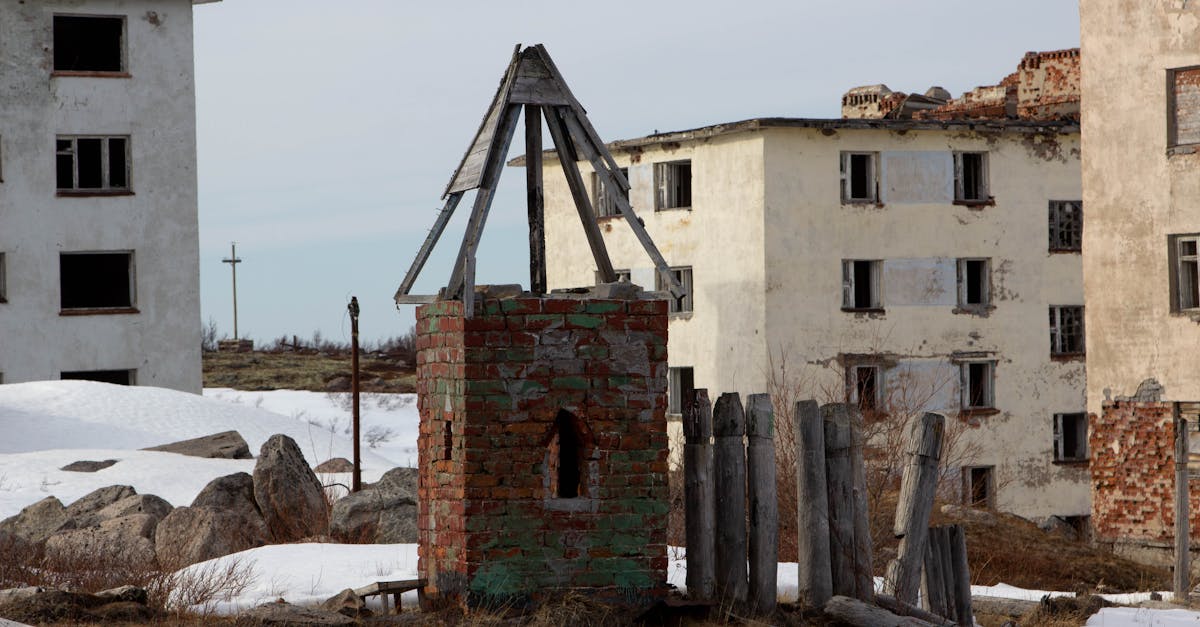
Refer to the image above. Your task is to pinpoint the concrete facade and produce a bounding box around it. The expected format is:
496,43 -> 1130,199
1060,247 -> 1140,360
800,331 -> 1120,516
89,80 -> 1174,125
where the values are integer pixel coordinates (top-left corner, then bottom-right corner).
534,117 -> 1086,521
0,0 -> 213,392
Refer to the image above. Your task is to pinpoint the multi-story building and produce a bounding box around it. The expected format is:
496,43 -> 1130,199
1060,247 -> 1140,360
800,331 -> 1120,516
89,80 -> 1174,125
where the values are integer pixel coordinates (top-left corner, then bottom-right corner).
0,1 -> 215,392
531,51 -> 1088,522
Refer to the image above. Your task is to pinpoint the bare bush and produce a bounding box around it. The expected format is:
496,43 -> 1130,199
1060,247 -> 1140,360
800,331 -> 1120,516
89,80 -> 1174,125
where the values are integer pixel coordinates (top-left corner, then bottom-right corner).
201,318 -> 220,353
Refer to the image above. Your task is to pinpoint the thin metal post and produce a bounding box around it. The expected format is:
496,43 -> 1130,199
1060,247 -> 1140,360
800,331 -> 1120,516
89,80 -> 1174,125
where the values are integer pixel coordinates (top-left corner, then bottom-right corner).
221,242 -> 242,340
349,296 -> 361,493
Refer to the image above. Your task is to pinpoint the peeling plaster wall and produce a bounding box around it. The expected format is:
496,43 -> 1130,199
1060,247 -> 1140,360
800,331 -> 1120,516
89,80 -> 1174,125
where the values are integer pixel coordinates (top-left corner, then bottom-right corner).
0,1 -> 202,392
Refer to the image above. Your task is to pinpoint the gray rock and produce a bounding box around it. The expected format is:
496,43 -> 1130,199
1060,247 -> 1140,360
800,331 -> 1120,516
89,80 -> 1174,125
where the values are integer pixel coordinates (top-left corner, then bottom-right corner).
142,430 -> 252,459
375,467 -> 417,494
320,588 -> 370,618
60,459 -> 118,472
314,458 -> 354,474
0,496 -> 70,543
253,434 -> 329,542
239,601 -> 356,626
191,472 -> 261,516
591,281 -> 642,300
64,485 -> 137,524
44,514 -> 158,566
77,494 -> 173,529
95,585 -> 147,604
330,467 -> 416,544
0,586 -> 43,606
153,506 -> 269,569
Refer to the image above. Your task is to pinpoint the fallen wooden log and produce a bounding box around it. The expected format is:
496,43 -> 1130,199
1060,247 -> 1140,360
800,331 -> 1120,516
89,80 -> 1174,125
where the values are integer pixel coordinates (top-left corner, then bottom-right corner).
824,594 -> 938,627
875,593 -> 955,626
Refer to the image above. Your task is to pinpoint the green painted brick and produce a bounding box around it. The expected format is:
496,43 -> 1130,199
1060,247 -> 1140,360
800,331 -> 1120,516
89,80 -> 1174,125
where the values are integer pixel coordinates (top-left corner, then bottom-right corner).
584,301 -> 623,314
566,314 -> 604,329
552,376 -> 589,390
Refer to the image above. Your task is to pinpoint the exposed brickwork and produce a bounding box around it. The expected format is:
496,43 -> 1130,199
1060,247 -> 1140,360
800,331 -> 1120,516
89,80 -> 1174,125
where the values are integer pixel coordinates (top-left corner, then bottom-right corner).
415,296 -> 670,608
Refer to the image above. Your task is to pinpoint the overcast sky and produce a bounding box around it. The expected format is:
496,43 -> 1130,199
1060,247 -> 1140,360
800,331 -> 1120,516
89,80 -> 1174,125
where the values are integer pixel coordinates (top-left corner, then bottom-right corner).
192,1 -> 1080,344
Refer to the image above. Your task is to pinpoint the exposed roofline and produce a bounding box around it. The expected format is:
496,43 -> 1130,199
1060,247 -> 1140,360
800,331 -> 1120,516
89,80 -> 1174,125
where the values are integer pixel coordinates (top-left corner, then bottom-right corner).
508,116 -> 1078,166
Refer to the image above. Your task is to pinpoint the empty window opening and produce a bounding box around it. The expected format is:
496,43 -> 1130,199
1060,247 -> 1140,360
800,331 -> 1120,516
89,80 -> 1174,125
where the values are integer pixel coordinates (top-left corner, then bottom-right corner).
442,419 -> 453,461
963,466 -> 993,508
655,160 -> 692,210
57,136 -> 129,192
668,366 -> 695,415
1174,235 -> 1200,311
961,361 -> 994,410
657,266 -> 693,313
61,369 -> 134,386
0,252 -> 6,303
60,252 -> 134,310
852,365 -> 880,412
954,152 -> 989,202
1049,306 -> 1085,355
553,410 -> 583,499
593,167 -> 629,218
1049,201 -> 1083,252
842,260 -> 882,310
54,16 -> 124,73
957,258 -> 991,309
1054,412 -> 1088,462
841,152 -> 877,203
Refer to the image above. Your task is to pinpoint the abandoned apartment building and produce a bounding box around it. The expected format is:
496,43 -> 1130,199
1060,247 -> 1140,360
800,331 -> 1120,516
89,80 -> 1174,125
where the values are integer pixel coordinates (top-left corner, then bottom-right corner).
0,0 -> 216,393
1082,0 -> 1200,566
522,49 -> 1088,525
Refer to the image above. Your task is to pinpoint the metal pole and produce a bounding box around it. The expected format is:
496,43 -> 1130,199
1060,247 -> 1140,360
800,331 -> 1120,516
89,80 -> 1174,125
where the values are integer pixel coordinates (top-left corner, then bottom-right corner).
349,296 -> 361,493
1175,402 -> 1190,603
221,243 -> 242,341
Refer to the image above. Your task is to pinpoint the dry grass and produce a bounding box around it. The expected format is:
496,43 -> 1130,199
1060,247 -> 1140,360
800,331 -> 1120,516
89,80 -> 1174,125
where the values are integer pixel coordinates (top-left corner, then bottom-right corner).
203,350 -> 414,393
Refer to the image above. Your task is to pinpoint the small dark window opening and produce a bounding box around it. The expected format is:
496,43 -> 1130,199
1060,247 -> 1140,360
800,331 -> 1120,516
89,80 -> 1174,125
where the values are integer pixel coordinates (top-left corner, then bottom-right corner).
62,369 -> 132,385
668,366 -> 695,415
61,252 -> 133,309
854,262 -> 873,307
54,16 -> 124,73
1054,412 -> 1088,462
1049,201 -> 1083,252
955,152 -> 989,202
442,420 -> 453,461
966,466 -> 992,508
56,136 -> 129,191
656,161 -> 692,210
855,366 -> 877,412
966,362 -> 992,409
555,410 -> 582,498
965,260 -> 985,305
850,154 -> 871,199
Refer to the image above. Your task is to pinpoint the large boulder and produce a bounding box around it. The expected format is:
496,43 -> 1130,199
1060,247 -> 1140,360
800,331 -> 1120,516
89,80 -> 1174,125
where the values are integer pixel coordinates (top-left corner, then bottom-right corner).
154,506 -> 269,569
314,457 -> 354,473
75,494 -> 173,529
142,430 -> 252,460
253,434 -> 329,542
64,485 -> 137,525
331,467 -> 417,544
191,472 -> 260,517
0,496 -> 70,543
44,514 -> 158,567
60,459 -> 118,472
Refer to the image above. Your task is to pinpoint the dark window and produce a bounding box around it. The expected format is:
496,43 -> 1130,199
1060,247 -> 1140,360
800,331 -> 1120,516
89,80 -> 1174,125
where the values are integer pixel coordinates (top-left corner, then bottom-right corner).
1171,234 -> 1200,311
593,167 -> 629,218
1049,306 -> 1085,355
56,136 -> 129,192
954,152 -> 989,202
656,266 -> 693,313
964,466 -> 993,508
842,260 -> 881,310
841,152 -> 877,203
554,410 -> 582,498
53,16 -> 124,73
442,420 -> 453,461
60,252 -> 134,310
668,366 -> 695,415
0,252 -> 6,303
1054,412 -> 1088,462
655,161 -> 692,210
961,361 -> 994,410
1049,200 -> 1083,252
853,365 -> 880,412
957,258 -> 990,309
61,369 -> 133,385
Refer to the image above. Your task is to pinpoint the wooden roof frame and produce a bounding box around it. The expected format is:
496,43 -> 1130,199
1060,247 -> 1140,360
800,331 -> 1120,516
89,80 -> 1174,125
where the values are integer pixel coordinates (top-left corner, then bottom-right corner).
394,44 -> 682,316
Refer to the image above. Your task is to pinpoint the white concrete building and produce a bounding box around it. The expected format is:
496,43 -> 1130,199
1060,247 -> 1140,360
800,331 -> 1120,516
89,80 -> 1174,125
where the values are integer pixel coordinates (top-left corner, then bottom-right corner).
533,115 -> 1087,522
0,0 -> 215,393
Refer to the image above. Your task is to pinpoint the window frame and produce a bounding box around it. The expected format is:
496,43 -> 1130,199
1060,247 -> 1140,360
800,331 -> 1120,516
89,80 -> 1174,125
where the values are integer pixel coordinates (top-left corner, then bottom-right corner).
1167,65 -> 1200,152
59,250 -> 138,315
1049,305 -> 1086,357
0,252 -> 6,304
953,151 -> 990,205
962,465 -> 995,509
842,259 -> 883,311
654,160 -> 692,211
667,366 -> 695,417
1170,233 -> 1200,313
52,14 -> 129,77
1048,200 -> 1083,253
956,257 -> 992,312
847,364 -> 883,413
592,167 -> 629,218
840,151 -> 878,204
960,360 -> 996,411
656,266 -> 693,314
1053,412 -> 1088,463
56,135 -> 131,195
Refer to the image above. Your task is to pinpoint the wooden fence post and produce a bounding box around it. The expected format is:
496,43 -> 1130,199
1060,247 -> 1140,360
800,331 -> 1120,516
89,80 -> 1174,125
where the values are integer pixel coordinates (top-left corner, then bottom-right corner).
921,526 -> 949,619
1174,403 -> 1190,604
714,392 -> 748,604
683,389 -> 715,601
796,399 -> 833,608
747,393 -> 778,615
886,412 -> 945,605
823,403 -> 872,601
848,406 -> 875,603
948,524 -> 973,626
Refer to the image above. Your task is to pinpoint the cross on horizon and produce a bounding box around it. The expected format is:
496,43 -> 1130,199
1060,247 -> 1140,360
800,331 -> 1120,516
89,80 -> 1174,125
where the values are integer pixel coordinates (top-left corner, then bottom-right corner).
221,242 -> 242,340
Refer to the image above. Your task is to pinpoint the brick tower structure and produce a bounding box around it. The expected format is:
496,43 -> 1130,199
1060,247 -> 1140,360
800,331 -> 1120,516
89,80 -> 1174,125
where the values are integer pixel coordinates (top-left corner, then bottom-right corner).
415,289 -> 670,607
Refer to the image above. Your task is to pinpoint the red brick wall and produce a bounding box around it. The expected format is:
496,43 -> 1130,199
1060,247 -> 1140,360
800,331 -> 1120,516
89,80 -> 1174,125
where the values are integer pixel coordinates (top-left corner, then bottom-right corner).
415,296 -> 670,607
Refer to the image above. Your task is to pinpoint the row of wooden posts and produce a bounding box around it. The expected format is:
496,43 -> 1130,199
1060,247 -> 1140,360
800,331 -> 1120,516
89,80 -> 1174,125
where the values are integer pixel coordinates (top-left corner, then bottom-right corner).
682,391 -> 974,625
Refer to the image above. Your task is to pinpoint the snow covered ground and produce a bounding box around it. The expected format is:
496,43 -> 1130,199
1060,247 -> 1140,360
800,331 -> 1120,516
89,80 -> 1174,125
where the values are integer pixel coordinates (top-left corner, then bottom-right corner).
0,381 -> 1193,624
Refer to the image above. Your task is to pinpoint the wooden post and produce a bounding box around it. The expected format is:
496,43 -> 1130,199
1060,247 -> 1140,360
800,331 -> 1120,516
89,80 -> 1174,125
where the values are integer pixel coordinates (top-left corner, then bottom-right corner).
948,525 -> 973,627
886,413 -> 945,605
936,526 -> 957,623
348,297 -> 361,493
747,393 -> 778,615
848,406 -> 875,603
1175,403 -> 1190,603
543,107 -> 617,283
796,399 -> 833,608
683,389 -> 715,602
714,392 -> 748,604
823,403 -> 857,600
921,526 -> 949,619
524,105 -> 546,295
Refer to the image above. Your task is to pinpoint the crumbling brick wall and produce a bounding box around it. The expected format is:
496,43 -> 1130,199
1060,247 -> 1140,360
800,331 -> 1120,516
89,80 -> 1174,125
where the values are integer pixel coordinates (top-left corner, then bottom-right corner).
415,295 -> 670,607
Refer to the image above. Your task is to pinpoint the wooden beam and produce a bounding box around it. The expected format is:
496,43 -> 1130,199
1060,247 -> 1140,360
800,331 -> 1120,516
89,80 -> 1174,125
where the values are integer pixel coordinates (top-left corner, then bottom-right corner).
556,107 -> 684,297
394,192 -> 464,302
393,294 -> 439,305
543,106 -> 617,283
525,105 -> 547,295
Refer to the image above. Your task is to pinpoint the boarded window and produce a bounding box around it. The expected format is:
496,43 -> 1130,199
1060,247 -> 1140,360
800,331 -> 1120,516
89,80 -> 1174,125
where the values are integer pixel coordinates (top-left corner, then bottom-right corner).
1169,66 -> 1200,148
593,167 -> 629,218
668,366 -> 695,415
842,260 -> 882,310
61,369 -> 134,385
956,258 -> 990,309
656,266 -> 693,313
56,136 -> 129,192
655,160 -> 692,210
1049,200 -> 1083,252
60,252 -> 134,310
960,361 -> 994,410
1053,412 -> 1088,462
840,152 -> 877,203
1049,306 -> 1085,355
953,152 -> 989,202
54,16 -> 124,73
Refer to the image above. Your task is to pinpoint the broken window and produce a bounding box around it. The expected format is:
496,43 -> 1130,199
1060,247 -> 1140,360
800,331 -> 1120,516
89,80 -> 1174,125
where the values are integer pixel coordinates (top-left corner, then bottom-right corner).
548,410 -> 584,499
1049,306 -> 1085,355
60,251 -> 135,310
593,167 -> 629,218
0,252 -> 6,303
656,266 -> 693,313
1168,66 -> 1200,149
56,136 -> 129,192
840,152 -> 877,203
963,466 -> 994,508
53,15 -> 125,74
960,361 -> 994,410
668,366 -> 695,416
61,369 -> 134,385
842,260 -> 882,310
1053,412 -> 1088,462
953,152 -> 989,203
849,365 -> 882,413
956,258 -> 991,310
1172,235 -> 1200,311
655,160 -> 692,210
1048,200 -> 1083,252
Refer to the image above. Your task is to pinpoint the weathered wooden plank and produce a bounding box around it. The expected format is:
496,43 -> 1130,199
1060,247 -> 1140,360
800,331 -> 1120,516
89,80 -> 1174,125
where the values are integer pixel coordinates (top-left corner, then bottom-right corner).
509,75 -> 570,105
444,45 -> 521,197
746,393 -> 777,616
823,403 -> 857,600
876,593 -> 955,626
886,412 -> 945,605
543,106 -> 617,283
824,595 -> 938,627
848,406 -> 875,603
936,526 -> 957,624
1176,405 -> 1190,603
948,525 -> 973,627
796,399 -> 833,609
921,526 -> 949,619
683,389 -> 715,602
524,105 -> 546,295
713,392 -> 748,604
393,294 -> 438,304
394,193 -> 463,302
